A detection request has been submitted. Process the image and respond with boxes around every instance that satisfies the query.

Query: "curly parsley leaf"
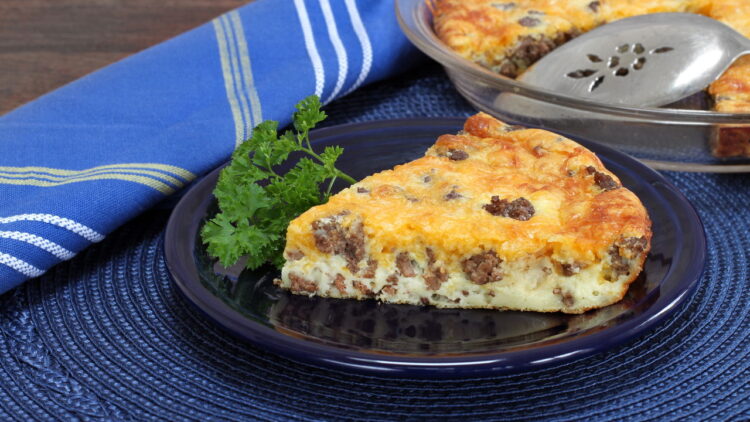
[201,95,356,270]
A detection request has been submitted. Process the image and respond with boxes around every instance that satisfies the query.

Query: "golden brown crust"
[433,0,592,77]
[706,0,750,157]
[290,113,651,263]
[709,55,750,157]
[434,0,750,157]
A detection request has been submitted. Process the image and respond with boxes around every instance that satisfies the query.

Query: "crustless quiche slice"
[276,113,652,314]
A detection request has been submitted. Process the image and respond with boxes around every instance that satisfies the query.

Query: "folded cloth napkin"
[0,0,423,293]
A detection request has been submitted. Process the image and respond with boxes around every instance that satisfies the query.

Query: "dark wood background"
[0,0,249,115]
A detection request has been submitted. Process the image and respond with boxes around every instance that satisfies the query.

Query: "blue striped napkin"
[0,0,422,293]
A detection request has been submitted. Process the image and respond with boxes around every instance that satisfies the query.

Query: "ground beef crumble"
[483,196,535,221]
[289,273,317,294]
[609,247,630,277]
[553,287,575,307]
[518,16,541,27]
[381,285,397,296]
[447,149,468,161]
[608,236,648,277]
[311,219,343,255]
[396,252,417,277]
[492,2,516,11]
[594,172,619,191]
[361,259,378,278]
[352,280,374,297]
[311,216,366,272]
[424,248,448,291]
[619,236,649,255]
[332,274,346,293]
[285,249,304,261]
[561,262,585,276]
[424,269,448,291]
[444,188,462,201]
[462,250,504,284]
[586,166,620,191]
[343,222,366,272]
[497,31,579,77]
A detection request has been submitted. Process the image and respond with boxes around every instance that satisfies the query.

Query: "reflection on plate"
[165,118,706,377]
[205,259,652,355]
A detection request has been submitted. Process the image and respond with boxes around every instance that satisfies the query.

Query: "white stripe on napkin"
[0,231,75,260]
[0,163,194,181]
[0,252,44,278]
[0,168,184,189]
[319,0,348,104]
[229,11,263,126]
[294,0,326,98]
[219,15,253,142]
[213,18,246,147]
[343,0,372,96]
[0,214,104,242]
[0,174,175,194]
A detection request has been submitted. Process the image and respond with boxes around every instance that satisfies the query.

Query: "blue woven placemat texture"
[1,64,748,421]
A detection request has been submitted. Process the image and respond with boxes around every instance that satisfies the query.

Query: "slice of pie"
[276,113,652,314]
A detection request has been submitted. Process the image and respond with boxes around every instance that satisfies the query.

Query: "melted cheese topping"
[603,0,696,21]
[699,0,750,38]
[287,114,648,267]
[433,0,586,75]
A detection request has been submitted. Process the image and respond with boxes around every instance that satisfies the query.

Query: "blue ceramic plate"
[165,118,706,378]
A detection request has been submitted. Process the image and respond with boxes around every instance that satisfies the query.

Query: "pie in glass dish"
[432,0,750,157]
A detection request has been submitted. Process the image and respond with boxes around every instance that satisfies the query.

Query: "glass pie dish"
[395,0,750,172]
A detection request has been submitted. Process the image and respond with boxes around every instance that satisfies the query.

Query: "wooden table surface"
[0,0,248,116]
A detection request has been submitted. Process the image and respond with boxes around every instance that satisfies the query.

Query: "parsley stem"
[259,164,282,180]
[324,175,338,198]
[336,170,357,185]
[300,140,357,185]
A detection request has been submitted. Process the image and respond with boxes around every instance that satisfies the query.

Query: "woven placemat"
[1,64,748,421]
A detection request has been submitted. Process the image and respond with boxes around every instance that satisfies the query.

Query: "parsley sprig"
[201,95,356,270]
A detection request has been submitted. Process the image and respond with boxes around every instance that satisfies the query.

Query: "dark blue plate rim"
[165,117,706,378]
